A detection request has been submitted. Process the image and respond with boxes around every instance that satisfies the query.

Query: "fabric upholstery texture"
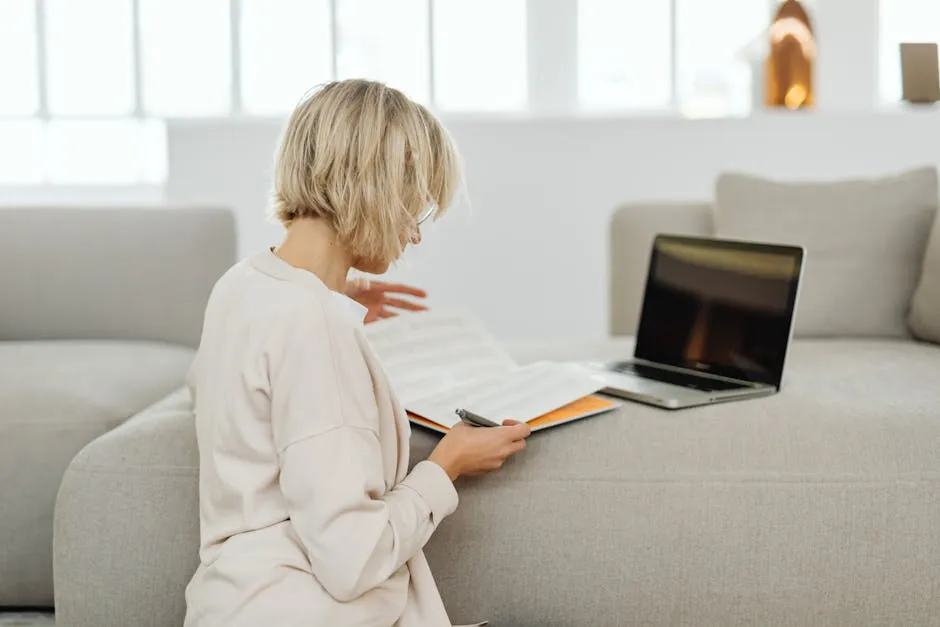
[0,204,236,609]
[40,195,940,626]
[0,341,194,606]
[53,339,940,627]
[714,168,938,339]
[0,206,236,348]
[54,388,197,627]
[908,207,940,344]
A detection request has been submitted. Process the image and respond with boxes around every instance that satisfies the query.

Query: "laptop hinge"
[631,357,768,388]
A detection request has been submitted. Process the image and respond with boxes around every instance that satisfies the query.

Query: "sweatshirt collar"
[250,248,368,325]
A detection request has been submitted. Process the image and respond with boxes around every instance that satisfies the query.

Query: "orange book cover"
[407,394,619,435]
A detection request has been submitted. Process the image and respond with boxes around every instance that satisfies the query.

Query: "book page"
[364,310,518,405]
[406,361,607,428]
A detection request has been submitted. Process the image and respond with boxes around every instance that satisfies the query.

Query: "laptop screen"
[633,235,804,387]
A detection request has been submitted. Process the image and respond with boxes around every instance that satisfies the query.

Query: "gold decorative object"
[765,0,816,109]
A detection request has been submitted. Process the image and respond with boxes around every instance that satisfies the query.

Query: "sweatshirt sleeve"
[268,303,459,603]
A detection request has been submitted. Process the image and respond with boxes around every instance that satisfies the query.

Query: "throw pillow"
[714,167,938,338]
[909,207,940,343]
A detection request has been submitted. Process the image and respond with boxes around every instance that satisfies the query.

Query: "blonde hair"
[272,79,462,266]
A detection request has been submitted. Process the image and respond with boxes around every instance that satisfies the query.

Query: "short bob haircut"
[271,79,462,267]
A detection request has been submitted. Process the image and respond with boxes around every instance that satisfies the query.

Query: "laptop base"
[600,382,777,410]
[588,361,776,410]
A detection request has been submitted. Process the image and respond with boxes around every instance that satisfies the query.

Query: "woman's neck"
[274,218,352,293]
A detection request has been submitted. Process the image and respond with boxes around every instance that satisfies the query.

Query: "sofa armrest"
[0,206,236,347]
[53,388,199,627]
[609,202,713,336]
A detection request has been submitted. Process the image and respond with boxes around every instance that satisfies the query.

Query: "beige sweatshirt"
[183,249,460,627]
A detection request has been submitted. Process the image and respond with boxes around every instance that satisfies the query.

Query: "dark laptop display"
[633,235,804,387]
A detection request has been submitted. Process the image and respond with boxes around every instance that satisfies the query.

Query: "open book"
[363,310,619,433]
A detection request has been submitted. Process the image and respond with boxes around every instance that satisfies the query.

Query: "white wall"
[166,109,940,343]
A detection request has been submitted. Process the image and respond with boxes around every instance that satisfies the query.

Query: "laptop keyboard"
[610,361,747,392]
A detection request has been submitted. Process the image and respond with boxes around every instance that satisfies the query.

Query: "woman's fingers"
[383,297,428,312]
[372,282,428,297]
[493,424,529,460]
[508,439,527,454]
[499,421,532,440]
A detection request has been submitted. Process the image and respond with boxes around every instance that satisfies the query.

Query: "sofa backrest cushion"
[0,206,237,347]
[714,167,938,338]
[609,202,713,336]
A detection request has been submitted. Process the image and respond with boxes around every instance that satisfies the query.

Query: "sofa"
[0,206,235,614]
[47,168,940,626]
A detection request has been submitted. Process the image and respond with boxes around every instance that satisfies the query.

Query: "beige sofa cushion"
[0,340,194,607]
[909,209,940,343]
[714,168,938,338]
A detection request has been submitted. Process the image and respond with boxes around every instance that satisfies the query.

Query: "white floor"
[0,614,54,626]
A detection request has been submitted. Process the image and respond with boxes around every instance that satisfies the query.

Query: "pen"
[455,408,500,428]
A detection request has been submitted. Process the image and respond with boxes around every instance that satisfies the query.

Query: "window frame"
[575,0,797,114]
[0,0,896,190]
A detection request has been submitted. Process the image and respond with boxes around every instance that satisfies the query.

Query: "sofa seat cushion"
[54,338,940,627]
[0,340,194,607]
[414,337,940,485]
[509,337,940,419]
[412,338,940,625]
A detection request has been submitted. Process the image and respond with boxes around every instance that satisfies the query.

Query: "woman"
[184,79,531,627]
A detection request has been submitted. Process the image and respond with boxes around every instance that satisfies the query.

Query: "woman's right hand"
[428,420,532,481]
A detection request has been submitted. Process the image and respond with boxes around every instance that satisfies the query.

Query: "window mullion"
[427,0,436,109]
[230,0,242,115]
[131,0,144,117]
[329,0,339,80]
[35,0,49,120]
[669,0,679,111]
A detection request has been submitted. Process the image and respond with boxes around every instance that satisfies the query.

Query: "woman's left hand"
[346,279,428,323]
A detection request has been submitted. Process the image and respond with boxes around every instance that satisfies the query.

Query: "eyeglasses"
[407,202,436,246]
[417,202,436,226]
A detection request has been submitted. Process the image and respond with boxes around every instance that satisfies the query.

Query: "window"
[335,0,431,104]
[139,0,232,116]
[2,0,531,187]
[244,0,529,112]
[46,0,135,116]
[578,0,673,110]
[432,0,528,111]
[0,0,39,115]
[10,0,871,188]
[675,0,768,117]
[239,0,332,115]
[578,0,783,115]
[878,0,940,103]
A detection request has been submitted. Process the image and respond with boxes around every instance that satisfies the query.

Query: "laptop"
[589,234,804,409]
